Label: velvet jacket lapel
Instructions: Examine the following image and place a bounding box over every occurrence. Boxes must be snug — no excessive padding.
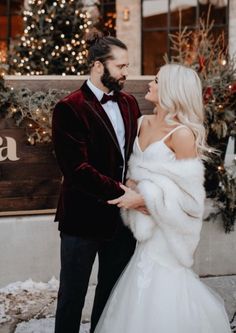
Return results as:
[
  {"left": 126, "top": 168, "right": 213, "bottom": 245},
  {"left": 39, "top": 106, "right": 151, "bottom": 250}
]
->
[
  {"left": 118, "top": 96, "right": 132, "bottom": 161},
  {"left": 81, "top": 82, "right": 132, "bottom": 161}
]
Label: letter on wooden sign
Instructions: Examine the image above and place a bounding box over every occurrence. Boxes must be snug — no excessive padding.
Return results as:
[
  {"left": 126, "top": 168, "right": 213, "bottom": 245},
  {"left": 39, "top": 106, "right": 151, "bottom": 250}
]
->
[{"left": 0, "top": 136, "right": 20, "bottom": 161}]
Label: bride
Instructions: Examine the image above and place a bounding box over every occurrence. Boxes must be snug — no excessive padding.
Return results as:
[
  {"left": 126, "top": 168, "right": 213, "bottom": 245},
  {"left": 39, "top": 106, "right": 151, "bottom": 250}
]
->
[{"left": 94, "top": 63, "right": 231, "bottom": 333}]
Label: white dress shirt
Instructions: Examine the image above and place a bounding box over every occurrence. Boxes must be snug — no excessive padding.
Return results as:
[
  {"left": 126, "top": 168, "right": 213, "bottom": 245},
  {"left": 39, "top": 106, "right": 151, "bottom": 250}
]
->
[{"left": 87, "top": 79, "right": 125, "bottom": 160}]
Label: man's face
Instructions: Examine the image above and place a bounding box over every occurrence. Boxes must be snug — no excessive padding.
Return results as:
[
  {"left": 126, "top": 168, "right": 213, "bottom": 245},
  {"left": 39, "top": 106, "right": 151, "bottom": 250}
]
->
[{"left": 101, "top": 46, "right": 129, "bottom": 92}]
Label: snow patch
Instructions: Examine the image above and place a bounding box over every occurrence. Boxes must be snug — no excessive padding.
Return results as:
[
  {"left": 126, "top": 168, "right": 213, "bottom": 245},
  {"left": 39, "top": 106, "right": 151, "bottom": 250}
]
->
[
  {"left": 0, "top": 302, "right": 11, "bottom": 324},
  {"left": 14, "top": 318, "right": 90, "bottom": 333},
  {"left": 0, "top": 277, "right": 59, "bottom": 294}
]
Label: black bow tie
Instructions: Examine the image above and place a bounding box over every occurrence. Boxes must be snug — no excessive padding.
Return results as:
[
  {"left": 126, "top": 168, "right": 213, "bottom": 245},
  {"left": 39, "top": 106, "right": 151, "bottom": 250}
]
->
[{"left": 100, "top": 93, "right": 118, "bottom": 105}]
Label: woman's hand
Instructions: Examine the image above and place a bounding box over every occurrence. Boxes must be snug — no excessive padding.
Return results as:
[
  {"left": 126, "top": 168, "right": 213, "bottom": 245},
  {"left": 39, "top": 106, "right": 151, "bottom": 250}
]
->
[{"left": 108, "top": 184, "right": 145, "bottom": 210}]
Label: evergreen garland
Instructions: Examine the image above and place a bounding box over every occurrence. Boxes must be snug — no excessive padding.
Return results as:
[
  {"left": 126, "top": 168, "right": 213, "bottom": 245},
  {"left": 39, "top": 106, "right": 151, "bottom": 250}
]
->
[{"left": 0, "top": 76, "right": 67, "bottom": 144}]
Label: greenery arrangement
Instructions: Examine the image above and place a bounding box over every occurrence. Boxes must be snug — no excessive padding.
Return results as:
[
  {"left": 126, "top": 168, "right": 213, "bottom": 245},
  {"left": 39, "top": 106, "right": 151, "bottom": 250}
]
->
[
  {"left": 168, "top": 16, "right": 236, "bottom": 232},
  {"left": 0, "top": 77, "right": 67, "bottom": 144}
]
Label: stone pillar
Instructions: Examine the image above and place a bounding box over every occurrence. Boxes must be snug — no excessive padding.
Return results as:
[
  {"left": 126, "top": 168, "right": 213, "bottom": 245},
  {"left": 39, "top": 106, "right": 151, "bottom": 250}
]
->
[
  {"left": 24, "top": 0, "right": 30, "bottom": 9},
  {"left": 229, "top": 0, "right": 236, "bottom": 58},
  {"left": 116, "top": 0, "right": 142, "bottom": 75}
]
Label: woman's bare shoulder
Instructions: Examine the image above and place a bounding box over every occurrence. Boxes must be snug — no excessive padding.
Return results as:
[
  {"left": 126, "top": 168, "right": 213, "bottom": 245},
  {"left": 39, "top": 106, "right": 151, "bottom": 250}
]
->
[
  {"left": 173, "top": 126, "right": 195, "bottom": 140},
  {"left": 171, "top": 127, "right": 197, "bottom": 159}
]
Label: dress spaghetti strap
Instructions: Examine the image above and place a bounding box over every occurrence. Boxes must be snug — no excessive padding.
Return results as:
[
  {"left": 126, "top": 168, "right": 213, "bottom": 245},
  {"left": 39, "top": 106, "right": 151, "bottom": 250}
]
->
[
  {"left": 137, "top": 115, "right": 145, "bottom": 136},
  {"left": 161, "top": 125, "right": 188, "bottom": 142}
]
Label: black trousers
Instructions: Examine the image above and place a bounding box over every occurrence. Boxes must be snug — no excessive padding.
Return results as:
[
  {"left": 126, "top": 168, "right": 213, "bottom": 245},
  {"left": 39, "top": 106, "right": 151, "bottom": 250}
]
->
[{"left": 54, "top": 224, "right": 136, "bottom": 333}]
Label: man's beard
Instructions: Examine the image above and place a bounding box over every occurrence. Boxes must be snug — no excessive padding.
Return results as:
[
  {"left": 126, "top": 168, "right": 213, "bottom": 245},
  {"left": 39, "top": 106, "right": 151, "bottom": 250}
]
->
[{"left": 101, "top": 65, "right": 126, "bottom": 92}]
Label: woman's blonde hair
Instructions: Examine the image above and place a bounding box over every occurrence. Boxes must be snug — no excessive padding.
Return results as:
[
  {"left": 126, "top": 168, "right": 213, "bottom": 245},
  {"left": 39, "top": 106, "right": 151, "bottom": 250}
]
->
[{"left": 157, "top": 63, "right": 210, "bottom": 160}]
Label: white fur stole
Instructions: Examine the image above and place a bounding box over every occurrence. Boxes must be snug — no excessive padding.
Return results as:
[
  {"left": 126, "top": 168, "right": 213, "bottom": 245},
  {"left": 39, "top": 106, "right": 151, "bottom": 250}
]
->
[{"left": 121, "top": 156, "right": 205, "bottom": 268}]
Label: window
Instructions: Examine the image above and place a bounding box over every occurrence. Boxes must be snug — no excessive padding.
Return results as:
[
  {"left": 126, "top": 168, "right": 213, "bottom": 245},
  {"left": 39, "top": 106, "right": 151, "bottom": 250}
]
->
[
  {"left": 0, "top": 0, "right": 24, "bottom": 64},
  {"left": 142, "top": 0, "right": 230, "bottom": 74},
  {"left": 96, "top": 0, "right": 116, "bottom": 36}
]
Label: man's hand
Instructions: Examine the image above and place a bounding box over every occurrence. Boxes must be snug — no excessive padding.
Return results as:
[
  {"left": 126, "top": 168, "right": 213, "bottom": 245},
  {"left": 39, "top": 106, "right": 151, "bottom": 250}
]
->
[
  {"left": 108, "top": 184, "right": 149, "bottom": 215},
  {"left": 108, "top": 184, "right": 143, "bottom": 209},
  {"left": 124, "top": 180, "right": 150, "bottom": 215}
]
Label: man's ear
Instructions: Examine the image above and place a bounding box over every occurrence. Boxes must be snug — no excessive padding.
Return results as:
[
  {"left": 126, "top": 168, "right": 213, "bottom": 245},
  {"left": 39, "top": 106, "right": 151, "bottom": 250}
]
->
[{"left": 94, "top": 60, "right": 104, "bottom": 74}]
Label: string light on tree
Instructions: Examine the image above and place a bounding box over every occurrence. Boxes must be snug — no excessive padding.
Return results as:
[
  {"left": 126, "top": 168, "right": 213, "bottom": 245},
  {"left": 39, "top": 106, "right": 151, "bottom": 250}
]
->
[{"left": 10, "top": 0, "right": 93, "bottom": 75}]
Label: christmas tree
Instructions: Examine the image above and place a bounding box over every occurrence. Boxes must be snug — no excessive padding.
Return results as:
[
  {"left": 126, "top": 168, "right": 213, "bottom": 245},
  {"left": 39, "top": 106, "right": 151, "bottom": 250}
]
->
[
  {"left": 10, "top": 0, "right": 92, "bottom": 75},
  {"left": 167, "top": 16, "right": 236, "bottom": 232}
]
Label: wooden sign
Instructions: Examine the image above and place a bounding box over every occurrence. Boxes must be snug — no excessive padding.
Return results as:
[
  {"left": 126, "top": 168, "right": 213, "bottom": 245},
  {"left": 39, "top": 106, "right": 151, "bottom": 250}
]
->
[{"left": 0, "top": 118, "right": 61, "bottom": 215}]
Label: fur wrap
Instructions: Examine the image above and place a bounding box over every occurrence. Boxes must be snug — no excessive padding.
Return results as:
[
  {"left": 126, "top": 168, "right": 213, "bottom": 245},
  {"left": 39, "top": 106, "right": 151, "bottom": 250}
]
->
[{"left": 121, "top": 155, "right": 205, "bottom": 268}]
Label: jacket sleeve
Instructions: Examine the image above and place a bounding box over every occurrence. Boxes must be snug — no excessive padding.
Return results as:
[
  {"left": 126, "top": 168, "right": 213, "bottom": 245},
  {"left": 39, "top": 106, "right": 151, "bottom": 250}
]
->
[{"left": 52, "top": 101, "right": 124, "bottom": 201}]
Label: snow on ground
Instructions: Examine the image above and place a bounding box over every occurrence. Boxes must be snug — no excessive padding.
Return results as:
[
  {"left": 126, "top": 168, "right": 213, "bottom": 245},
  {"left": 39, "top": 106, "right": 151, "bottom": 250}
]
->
[
  {"left": 0, "top": 277, "right": 91, "bottom": 333},
  {"left": 14, "top": 318, "right": 55, "bottom": 333},
  {"left": 0, "top": 278, "right": 59, "bottom": 333},
  {"left": 0, "top": 277, "right": 59, "bottom": 294},
  {"left": 14, "top": 319, "right": 90, "bottom": 333}
]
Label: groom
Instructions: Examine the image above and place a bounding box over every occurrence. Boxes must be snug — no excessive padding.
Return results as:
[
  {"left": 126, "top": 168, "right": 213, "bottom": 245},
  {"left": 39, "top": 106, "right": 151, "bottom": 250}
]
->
[{"left": 52, "top": 32, "right": 141, "bottom": 333}]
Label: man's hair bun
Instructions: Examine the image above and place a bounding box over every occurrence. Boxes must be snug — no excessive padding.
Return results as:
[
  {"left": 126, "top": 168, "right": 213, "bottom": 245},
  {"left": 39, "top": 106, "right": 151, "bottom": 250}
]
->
[
  {"left": 86, "top": 29, "right": 104, "bottom": 48},
  {"left": 85, "top": 29, "right": 127, "bottom": 68}
]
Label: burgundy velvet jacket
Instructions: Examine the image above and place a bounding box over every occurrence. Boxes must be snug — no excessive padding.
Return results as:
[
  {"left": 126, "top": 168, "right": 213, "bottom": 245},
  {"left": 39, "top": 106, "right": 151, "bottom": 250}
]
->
[{"left": 52, "top": 81, "right": 141, "bottom": 240}]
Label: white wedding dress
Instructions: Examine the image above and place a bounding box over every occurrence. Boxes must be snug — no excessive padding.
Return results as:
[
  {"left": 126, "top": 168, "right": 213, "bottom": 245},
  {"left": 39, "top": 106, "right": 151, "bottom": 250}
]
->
[{"left": 94, "top": 117, "right": 232, "bottom": 333}]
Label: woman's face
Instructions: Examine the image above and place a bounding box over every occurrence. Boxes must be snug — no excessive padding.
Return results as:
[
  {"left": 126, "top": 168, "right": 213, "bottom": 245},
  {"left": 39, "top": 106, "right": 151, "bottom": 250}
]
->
[{"left": 145, "top": 75, "right": 159, "bottom": 104}]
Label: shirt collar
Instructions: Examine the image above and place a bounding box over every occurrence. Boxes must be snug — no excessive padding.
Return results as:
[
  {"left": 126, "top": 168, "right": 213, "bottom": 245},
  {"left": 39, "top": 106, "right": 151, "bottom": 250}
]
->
[{"left": 87, "top": 78, "right": 113, "bottom": 102}]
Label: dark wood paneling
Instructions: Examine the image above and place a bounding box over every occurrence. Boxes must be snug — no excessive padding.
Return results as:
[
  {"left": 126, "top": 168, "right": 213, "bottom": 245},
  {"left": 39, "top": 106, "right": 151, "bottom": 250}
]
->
[
  {"left": 0, "top": 117, "right": 61, "bottom": 214},
  {"left": 0, "top": 195, "right": 60, "bottom": 211},
  {"left": 1, "top": 163, "right": 61, "bottom": 180},
  {"left": 0, "top": 180, "right": 61, "bottom": 197}
]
